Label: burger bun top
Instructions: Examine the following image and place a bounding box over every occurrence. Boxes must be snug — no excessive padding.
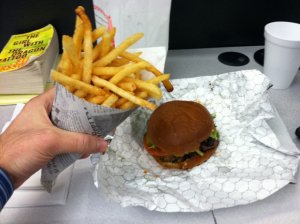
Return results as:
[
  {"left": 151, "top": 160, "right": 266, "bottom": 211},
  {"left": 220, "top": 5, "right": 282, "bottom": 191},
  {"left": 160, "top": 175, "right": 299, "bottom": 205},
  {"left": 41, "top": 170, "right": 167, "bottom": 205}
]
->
[{"left": 147, "top": 100, "right": 214, "bottom": 156}]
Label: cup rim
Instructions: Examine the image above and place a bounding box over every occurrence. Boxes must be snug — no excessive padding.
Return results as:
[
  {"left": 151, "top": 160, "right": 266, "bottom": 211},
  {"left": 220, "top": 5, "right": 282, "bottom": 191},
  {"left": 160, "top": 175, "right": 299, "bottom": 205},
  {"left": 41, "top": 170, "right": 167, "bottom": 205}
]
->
[{"left": 264, "top": 21, "right": 300, "bottom": 48}]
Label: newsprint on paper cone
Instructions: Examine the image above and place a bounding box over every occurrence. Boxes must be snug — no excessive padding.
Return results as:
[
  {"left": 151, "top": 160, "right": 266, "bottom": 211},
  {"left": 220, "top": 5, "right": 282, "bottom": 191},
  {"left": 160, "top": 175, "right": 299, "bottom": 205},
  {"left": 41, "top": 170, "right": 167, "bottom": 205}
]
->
[{"left": 41, "top": 83, "right": 135, "bottom": 191}]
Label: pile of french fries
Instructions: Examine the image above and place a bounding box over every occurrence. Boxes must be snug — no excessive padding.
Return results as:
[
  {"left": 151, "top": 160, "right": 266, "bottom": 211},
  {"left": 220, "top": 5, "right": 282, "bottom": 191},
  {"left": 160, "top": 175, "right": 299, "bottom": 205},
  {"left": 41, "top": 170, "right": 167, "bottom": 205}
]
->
[{"left": 51, "top": 6, "right": 173, "bottom": 110}]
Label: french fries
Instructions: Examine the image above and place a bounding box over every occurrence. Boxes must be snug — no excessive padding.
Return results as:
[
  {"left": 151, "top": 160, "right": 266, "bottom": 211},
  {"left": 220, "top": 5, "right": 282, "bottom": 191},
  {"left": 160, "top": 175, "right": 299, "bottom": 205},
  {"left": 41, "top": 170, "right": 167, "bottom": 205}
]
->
[
  {"left": 101, "top": 93, "right": 119, "bottom": 107},
  {"left": 109, "top": 62, "right": 148, "bottom": 84},
  {"left": 117, "top": 81, "right": 136, "bottom": 92},
  {"left": 146, "top": 74, "right": 170, "bottom": 85},
  {"left": 92, "top": 76, "right": 156, "bottom": 110},
  {"left": 62, "top": 35, "right": 80, "bottom": 68},
  {"left": 75, "top": 6, "right": 93, "bottom": 84},
  {"left": 87, "top": 95, "right": 106, "bottom": 104},
  {"left": 51, "top": 5, "right": 173, "bottom": 111},
  {"left": 92, "top": 26, "right": 106, "bottom": 43},
  {"left": 73, "top": 16, "right": 84, "bottom": 58},
  {"left": 93, "top": 32, "right": 144, "bottom": 67},
  {"left": 92, "top": 66, "right": 125, "bottom": 76},
  {"left": 120, "top": 51, "right": 174, "bottom": 92},
  {"left": 52, "top": 70, "right": 106, "bottom": 96}
]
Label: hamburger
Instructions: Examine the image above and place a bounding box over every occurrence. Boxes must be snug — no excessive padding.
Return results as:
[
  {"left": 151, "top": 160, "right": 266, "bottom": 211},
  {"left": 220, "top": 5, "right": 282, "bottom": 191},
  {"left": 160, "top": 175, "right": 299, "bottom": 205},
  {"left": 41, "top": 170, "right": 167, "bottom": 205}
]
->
[{"left": 144, "top": 100, "right": 219, "bottom": 169}]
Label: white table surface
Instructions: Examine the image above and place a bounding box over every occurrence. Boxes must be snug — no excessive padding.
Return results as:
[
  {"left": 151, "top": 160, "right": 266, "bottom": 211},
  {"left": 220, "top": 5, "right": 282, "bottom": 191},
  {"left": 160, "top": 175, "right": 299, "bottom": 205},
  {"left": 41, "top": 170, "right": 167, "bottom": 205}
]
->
[{"left": 0, "top": 46, "right": 300, "bottom": 224}]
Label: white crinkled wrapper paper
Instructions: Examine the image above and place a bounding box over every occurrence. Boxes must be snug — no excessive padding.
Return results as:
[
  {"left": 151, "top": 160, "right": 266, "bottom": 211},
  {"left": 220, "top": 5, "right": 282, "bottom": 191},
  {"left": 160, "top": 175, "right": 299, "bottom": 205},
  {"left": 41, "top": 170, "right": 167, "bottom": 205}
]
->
[{"left": 93, "top": 69, "right": 299, "bottom": 212}]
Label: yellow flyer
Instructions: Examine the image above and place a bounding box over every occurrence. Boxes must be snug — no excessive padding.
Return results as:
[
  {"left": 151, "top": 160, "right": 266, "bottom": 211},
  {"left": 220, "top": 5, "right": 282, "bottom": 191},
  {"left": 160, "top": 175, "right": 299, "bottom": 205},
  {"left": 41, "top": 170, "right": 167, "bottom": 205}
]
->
[{"left": 0, "top": 24, "right": 54, "bottom": 72}]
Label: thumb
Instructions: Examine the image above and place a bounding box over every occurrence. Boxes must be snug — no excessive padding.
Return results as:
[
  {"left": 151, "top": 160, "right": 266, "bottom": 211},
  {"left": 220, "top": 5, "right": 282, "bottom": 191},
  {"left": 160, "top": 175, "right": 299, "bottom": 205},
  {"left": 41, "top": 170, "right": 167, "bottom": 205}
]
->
[{"left": 52, "top": 128, "right": 108, "bottom": 156}]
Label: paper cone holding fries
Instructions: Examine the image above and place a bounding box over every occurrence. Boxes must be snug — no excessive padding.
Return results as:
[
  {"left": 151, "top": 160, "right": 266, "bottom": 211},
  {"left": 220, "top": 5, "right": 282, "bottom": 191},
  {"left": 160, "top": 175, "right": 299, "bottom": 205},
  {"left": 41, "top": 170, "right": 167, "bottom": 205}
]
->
[
  {"left": 41, "top": 83, "right": 134, "bottom": 191},
  {"left": 41, "top": 6, "right": 172, "bottom": 191},
  {"left": 42, "top": 46, "right": 170, "bottom": 191}
]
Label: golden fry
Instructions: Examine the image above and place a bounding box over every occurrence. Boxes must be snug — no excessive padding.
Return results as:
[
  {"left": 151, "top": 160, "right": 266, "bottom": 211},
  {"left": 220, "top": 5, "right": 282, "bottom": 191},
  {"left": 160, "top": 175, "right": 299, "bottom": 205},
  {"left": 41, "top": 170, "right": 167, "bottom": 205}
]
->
[
  {"left": 146, "top": 74, "right": 170, "bottom": 85},
  {"left": 132, "top": 78, "right": 162, "bottom": 100},
  {"left": 92, "top": 26, "right": 106, "bottom": 42},
  {"left": 65, "top": 85, "right": 75, "bottom": 93},
  {"left": 101, "top": 93, "right": 119, "bottom": 107},
  {"left": 123, "top": 76, "right": 162, "bottom": 99},
  {"left": 93, "top": 30, "right": 111, "bottom": 61},
  {"left": 108, "top": 57, "right": 130, "bottom": 67},
  {"left": 75, "top": 6, "right": 93, "bottom": 84},
  {"left": 92, "top": 43, "right": 102, "bottom": 62},
  {"left": 119, "top": 101, "right": 136, "bottom": 110},
  {"left": 117, "top": 81, "right": 136, "bottom": 92},
  {"left": 98, "top": 75, "right": 113, "bottom": 80},
  {"left": 52, "top": 70, "right": 106, "bottom": 95},
  {"left": 99, "top": 31, "right": 112, "bottom": 58},
  {"left": 101, "top": 28, "right": 115, "bottom": 57},
  {"left": 121, "top": 77, "right": 135, "bottom": 82},
  {"left": 86, "top": 95, "right": 106, "bottom": 104},
  {"left": 109, "top": 61, "right": 148, "bottom": 84},
  {"left": 92, "top": 66, "right": 124, "bottom": 76},
  {"left": 134, "top": 72, "right": 142, "bottom": 80},
  {"left": 108, "top": 27, "right": 116, "bottom": 44},
  {"left": 108, "top": 52, "right": 141, "bottom": 67},
  {"left": 93, "top": 27, "right": 116, "bottom": 61},
  {"left": 70, "top": 73, "right": 81, "bottom": 80},
  {"left": 120, "top": 51, "right": 173, "bottom": 92},
  {"left": 92, "top": 76, "right": 156, "bottom": 110},
  {"left": 65, "top": 74, "right": 81, "bottom": 92},
  {"left": 74, "top": 89, "right": 87, "bottom": 98},
  {"left": 62, "top": 35, "right": 80, "bottom": 67},
  {"left": 115, "top": 98, "right": 128, "bottom": 107},
  {"left": 135, "top": 91, "right": 148, "bottom": 99},
  {"left": 57, "top": 52, "right": 74, "bottom": 75},
  {"left": 73, "top": 16, "right": 84, "bottom": 58},
  {"left": 93, "top": 33, "right": 144, "bottom": 67}
]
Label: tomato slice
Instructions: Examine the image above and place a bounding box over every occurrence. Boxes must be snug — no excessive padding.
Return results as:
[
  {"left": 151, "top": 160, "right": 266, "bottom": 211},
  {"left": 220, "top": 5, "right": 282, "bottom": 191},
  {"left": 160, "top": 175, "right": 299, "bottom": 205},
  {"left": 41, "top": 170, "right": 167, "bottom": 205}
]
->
[{"left": 143, "top": 134, "right": 169, "bottom": 157}]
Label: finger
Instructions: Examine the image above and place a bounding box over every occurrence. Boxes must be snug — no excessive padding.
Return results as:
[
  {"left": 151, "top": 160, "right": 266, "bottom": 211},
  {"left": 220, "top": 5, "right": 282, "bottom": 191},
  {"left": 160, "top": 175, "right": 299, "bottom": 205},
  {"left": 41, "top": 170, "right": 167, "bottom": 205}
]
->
[
  {"left": 36, "top": 87, "right": 56, "bottom": 114},
  {"left": 53, "top": 128, "right": 108, "bottom": 155},
  {"left": 19, "top": 88, "right": 55, "bottom": 126},
  {"left": 80, "top": 154, "right": 90, "bottom": 159},
  {"left": 25, "top": 87, "right": 56, "bottom": 115}
]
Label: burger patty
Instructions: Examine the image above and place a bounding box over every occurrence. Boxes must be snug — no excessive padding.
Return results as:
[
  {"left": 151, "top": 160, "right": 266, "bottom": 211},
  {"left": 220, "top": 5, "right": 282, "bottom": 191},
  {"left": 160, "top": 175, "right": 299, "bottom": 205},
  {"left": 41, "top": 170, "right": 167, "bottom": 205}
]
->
[{"left": 156, "top": 137, "right": 219, "bottom": 163}]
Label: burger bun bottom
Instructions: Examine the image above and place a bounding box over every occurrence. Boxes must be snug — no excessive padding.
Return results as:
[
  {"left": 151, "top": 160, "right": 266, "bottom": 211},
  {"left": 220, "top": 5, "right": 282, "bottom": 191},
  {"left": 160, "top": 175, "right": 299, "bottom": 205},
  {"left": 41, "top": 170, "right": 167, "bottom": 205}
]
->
[{"left": 152, "top": 147, "right": 217, "bottom": 170}]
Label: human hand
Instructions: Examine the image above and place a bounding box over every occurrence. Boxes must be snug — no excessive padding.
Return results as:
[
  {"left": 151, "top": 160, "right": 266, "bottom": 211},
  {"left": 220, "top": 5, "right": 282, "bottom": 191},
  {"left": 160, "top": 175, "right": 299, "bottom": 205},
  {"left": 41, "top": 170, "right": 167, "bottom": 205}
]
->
[{"left": 0, "top": 88, "right": 108, "bottom": 189}]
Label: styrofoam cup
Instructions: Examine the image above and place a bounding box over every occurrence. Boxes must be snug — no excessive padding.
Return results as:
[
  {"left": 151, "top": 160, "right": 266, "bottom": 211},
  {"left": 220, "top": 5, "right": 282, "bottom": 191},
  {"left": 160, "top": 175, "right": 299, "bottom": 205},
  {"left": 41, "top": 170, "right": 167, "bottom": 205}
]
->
[{"left": 264, "top": 21, "right": 300, "bottom": 89}]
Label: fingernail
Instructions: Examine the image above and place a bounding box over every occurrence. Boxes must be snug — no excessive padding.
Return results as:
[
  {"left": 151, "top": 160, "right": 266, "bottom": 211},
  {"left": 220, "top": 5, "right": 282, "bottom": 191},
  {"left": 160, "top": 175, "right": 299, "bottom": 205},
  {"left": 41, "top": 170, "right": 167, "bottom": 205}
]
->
[{"left": 97, "top": 138, "right": 108, "bottom": 154}]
